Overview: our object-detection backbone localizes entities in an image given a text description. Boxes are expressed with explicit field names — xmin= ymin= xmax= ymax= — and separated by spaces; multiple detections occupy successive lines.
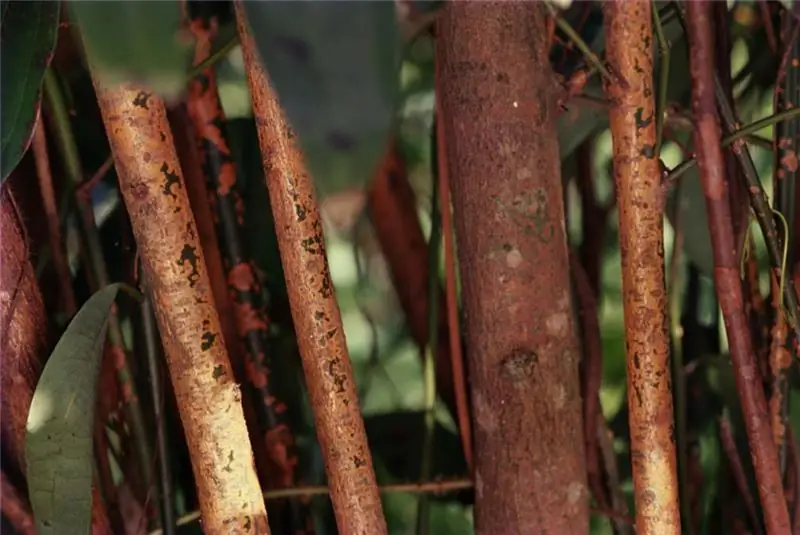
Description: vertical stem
xmin=603 ymin=1 xmax=681 ymax=533
xmin=437 ymin=2 xmax=588 ymax=533
xmin=184 ymin=19 xmax=311 ymax=533
xmin=434 ymin=74 xmax=474 ymax=473
xmin=234 ymin=5 xmax=388 ymax=534
xmin=90 ymin=79 xmax=269 ymax=533
xmin=140 ymin=276 xmax=177 ymax=535
xmin=31 ymin=115 xmax=77 ymax=318
xmin=685 ymin=2 xmax=791 ymax=533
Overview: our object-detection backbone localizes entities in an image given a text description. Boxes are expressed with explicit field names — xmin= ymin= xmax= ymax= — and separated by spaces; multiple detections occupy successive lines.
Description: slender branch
xmin=604 ymin=1 xmax=680 ymax=531
xmin=31 ymin=114 xmax=77 ymax=319
xmin=185 ymin=34 xmax=238 ymax=80
xmin=434 ymin=53 xmax=473 ymax=472
xmin=663 ymin=108 xmax=800 ymax=186
xmin=685 ymin=2 xmax=790 ymax=532
xmin=235 ymin=3 xmax=387 ymax=533
xmin=718 ymin=415 xmax=763 ymax=534
xmin=416 ymin=117 xmax=442 ymax=535
xmin=653 ymin=0 xmax=671 ymax=158
xmin=545 ymin=2 xmax=617 ymax=85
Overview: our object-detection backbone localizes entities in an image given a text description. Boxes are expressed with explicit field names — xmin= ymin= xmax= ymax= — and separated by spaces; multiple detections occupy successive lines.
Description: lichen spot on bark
xmin=501 ymin=348 xmax=537 ymax=382
xmin=546 ymin=311 xmax=569 ymax=338
xmin=503 ymin=244 xmax=523 ymax=269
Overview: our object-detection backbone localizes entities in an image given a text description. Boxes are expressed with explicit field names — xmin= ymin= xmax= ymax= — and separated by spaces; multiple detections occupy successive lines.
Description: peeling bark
xmin=184 ymin=20 xmax=311 ymax=534
xmin=686 ymin=2 xmax=791 ymax=533
xmin=234 ymin=4 xmax=387 ymax=535
xmin=603 ymin=2 xmax=681 ymax=533
xmin=91 ymin=81 xmax=268 ymax=533
xmin=437 ymin=3 xmax=588 ymax=532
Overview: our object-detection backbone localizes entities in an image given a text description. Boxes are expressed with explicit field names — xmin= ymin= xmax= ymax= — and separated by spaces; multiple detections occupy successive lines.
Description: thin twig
xmin=653 ymin=0 xmax=671 ymax=158
xmin=434 ymin=55 xmax=473 ymax=473
xmin=667 ymin=174 xmax=690 ymax=535
xmin=545 ymin=2 xmax=619 ymax=86
xmin=151 ymin=478 xmax=475 ymax=535
xmin=662 ymin=108 xmax=800 ymax=188
xmin=141 ymin=274 xmax=176 ymax=535
xmin=31 ymin=113 xmax=77 ymax=318
xmin=719 ymin=415 xmax=763 ymax=534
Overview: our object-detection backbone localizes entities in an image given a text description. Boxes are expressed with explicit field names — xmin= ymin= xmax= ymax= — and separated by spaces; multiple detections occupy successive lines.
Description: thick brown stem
xmin=234 ymin=5 xmax=387 ymax=534
xmin=603 ymin=1 xmax=680 ymax=532
xmin=686 ymin=2 xmax=791 ymax=533
xmin=91 ymin=80 xmax=268 ymax=533
xmin=437 ymin=2 xmax=588 ymax=532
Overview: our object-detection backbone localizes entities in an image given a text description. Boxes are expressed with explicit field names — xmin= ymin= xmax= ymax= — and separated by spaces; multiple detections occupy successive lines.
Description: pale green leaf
xmin=26 ymin=284 xmax=122 ymax=535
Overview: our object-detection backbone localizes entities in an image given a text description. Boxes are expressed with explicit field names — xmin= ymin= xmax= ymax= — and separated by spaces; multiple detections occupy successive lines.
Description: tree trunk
xmin=436 ymin=3 xmax=589 ymax=532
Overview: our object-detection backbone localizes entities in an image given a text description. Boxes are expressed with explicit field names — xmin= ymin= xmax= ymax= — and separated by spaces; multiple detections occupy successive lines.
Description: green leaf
xmin=69 ymin=0 xmax=192 ymax=101
xmin=241 ymin=1 xmax=402 ymax=199
xmin=26 ymin=284 xmax=122 ymax=535
xmin=0 ymin=0 xmax=60 ymax=183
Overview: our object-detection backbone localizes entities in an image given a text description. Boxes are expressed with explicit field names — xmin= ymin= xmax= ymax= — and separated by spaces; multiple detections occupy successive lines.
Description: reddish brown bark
xmin=91 ymin=80 xmax=268 ymax=532
xmin=687 ymin=2 xmax=791 ymax=533
xmin=434 ymin=104 xmax=474 ymax=472
xmin=603 ymin=2 xmax=680 ymax=532
xmin=0 ymin=471 xmax=35 ymax=535
xmin=235 ymin=4 xmax=388 ymax=534
xmin=436 ymin=2 xmax=588 ymax=532
xmin=570 ymin=253 xmax=605 ymax=509
xmin=0 ymin=184 xmax=112 ymax=533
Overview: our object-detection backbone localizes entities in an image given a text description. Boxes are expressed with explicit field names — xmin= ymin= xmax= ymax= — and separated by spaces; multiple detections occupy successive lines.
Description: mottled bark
xmin=184 ymin=20 xmax=311 ymax=534
xmin=686 ymin=2 xmax=790 ymax=533
xmin=437 ymin=2 xmax=588 ymax=533
xmin=91 ymin=81 xmax=268 ymax=533
xmin=603 ymin=2 xmax=681 ymax=533
xmin=235 ymin=4 xmax=387 ymax=535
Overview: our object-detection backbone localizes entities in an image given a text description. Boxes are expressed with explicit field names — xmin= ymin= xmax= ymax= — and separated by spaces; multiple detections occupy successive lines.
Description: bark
xmin=0 ymin=471 xmax=35 ymax=535
xmin=91 ymin=81 xmax=268 ymax=533
xmin=234 ymin=5 xmax=387 ymax=535
xmin=686 ymin=2 xmax=791 ymax=532
xmin=0 ymin=184 xmax=112 ymax=533
xmin=436 ymin=3 xmax=588 ymax=532
xmin=603 ymin=2 xmax=681 ymax=533
xmin=185 ymin=20 xmax=311 ymax=534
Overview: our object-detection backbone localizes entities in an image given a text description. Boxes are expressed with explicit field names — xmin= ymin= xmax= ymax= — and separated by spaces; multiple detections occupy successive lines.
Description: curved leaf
xmin=0 ymin=0 xmax=60 ymax=183
xmin=69 ymin=1 xmax=192 ymax=101
xmin=242 ymin=1 xmax=402 ymax=199
xmin=26 ymin=284 xmax=122 ymax=535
